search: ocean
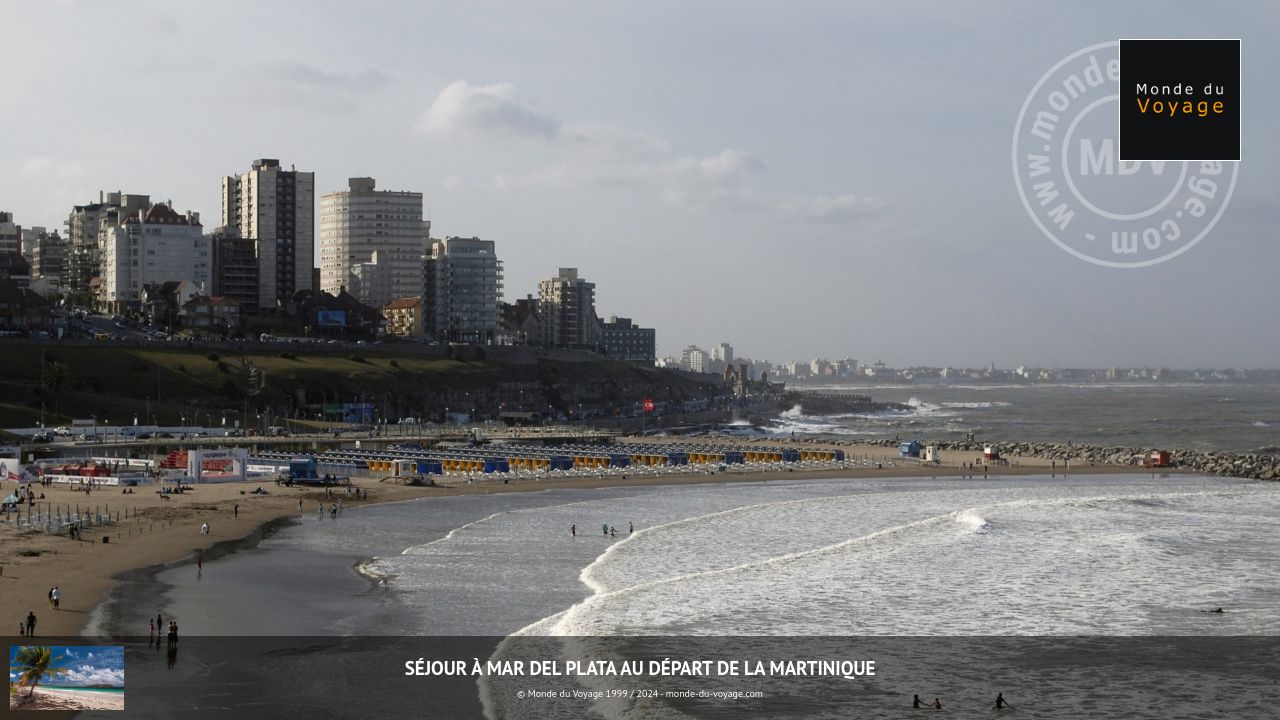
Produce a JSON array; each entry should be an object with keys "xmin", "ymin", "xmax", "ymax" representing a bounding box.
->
[
  {"xmin": 756, "ymin": 383, "xmax": 1280, "ymax": 452},
  {"xmin": 102, "ymin": 473, "xmax": 1280, "ymax": 638}
]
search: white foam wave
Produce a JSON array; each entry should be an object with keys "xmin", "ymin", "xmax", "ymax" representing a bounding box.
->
[{"xmin": 953, "ymin": 508, "xmax": 994, "ymax": 532}]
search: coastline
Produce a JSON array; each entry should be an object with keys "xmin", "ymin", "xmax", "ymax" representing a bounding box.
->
[
  {"xmin": 1, "ymin": 437, "xmax": 1188, "ymax": 639},
  {"xmin": 7, "ymin": 685, "xmax": 125, "ymax": 711}
]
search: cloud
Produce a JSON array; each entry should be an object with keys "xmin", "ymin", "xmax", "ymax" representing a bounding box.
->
[
  {"xmin": 227, "ymin": 60, "xmax": 393, "ymax": 116},
  {"xmin": 61, "ymin": 664, "xmax": 124, "ymax": 688},
  {"xmin": 273, "ymin": 61, "xmax": 392, "ymax": 93},
  {"xmin": 416, "ymin": 80, "xmax": 560, "ymax": 139},
  {"xmin": 419, "ymin": 80, "xmax": 889, "ymax": 228},
  {"xmin": 22, "ymin": 157, "xmax": 85, "ymax": 180}
]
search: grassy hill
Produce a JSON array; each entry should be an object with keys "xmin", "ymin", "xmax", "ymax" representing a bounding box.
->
[{"xmin": 1, "ymin": 342, "xmax": 718, "ymax": 429}]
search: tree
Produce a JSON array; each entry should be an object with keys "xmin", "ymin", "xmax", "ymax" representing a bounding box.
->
[
  {"xmin": 11, "ymin": 645, "xmax": 68, "ymax": 700},
  {"xmin": 40, "ymin": 360, "xmax": 71, "ymax": 421}
]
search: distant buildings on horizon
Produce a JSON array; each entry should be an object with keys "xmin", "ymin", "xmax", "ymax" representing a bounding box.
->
[{"xmin": 0, "ymin": 159, "xmax": 656, "ymax": 361}]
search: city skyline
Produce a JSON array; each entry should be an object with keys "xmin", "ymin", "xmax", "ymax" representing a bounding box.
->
[{"xmin": 3, "ymin": 1, "xmax": 1278, "ymax": 366}]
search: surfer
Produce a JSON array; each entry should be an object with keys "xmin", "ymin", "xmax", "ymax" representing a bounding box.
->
[{"xmin": 1201, "ymin": 607, "xmax": 1224, "ymax": 613}]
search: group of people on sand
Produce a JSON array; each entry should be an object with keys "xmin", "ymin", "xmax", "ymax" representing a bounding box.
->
[
  {"xmin": 914, "ymin": 692, "xmax": 1011, "ymax": 711},
  {"xmin": 150, "ymin": 614, "xmax": 179, "ymax": 644}
]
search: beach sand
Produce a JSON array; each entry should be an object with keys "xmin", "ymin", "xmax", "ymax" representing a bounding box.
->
[
  {"xmin": 0, "ymin": 437, "xmax": 1168, "ymax": 638},
  {"xmin": 8, "ymin": 686, "xmax": 125, "ymax": 711}
]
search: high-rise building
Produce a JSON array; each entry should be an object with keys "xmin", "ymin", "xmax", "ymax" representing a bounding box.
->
[
  {"xmin": 0, "ymin": 212, "xmax": 21, "ymax": 254},
  {"xmin": 210, "ymin": 226, "xmax": 260, "ymax": 311},
  {"xmin": 25, "ymin": 227, "xmax": 66, "ymax": 284},
  {"xmin": 600, "ymin": 316, "xmax": 656, "ymax": 362},
  {"xmin": 423, "ymin": 236, "xmax": 503, "ymax": 343},
  {"xmin": 711, "ymin": 342, "xmax": 734, "ymax": 364},
  {"xmin": 221, "ymin": 159, "xmax": 314, "ymax": 312},
  {"xmin": 319, "ymin": 177, "xmax": 426, "ymax": 309},
  {"xmin": 537, "ymin": 268, "xmax": 598, "ymax": 350},
  {"xmin": 99, "ymin": 203, "xmax": 211, "ymax": 313},
  {"xmin": 66, "ymin": 192, "xmax": 152, "ymax": 297}
]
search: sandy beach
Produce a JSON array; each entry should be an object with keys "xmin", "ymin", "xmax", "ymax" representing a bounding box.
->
[
  {"xmin": 0, "ymin": 437, "xmax": 1168, "ymax": 638},
  {"xmin": 8, "ymin": 686, "xmax": 125, "ymax": 711}
]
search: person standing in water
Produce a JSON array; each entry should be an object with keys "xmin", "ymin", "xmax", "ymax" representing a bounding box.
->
[
  {"xmin": 629, "ymin": 521, "xmax": 634, "ymax": 534},
  {"xmin": 995, "ymin": 692, "xmax": 1010, "ymax": 709},
  {"xmin": 571, "ymin": 524, "xmax": 576, "ymax": 538},
  {"xmin": 929, "ymin": 698, "xmax": 942, "ymax": 709},
  {"xmin": 913, "ymin": 694, "xmax": 924, "ymax": 708}
]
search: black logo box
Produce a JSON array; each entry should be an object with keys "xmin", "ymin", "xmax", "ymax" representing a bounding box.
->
[{"xmin": 1119, "ymin": 38, "xmax": 1241, "ymax": 161}]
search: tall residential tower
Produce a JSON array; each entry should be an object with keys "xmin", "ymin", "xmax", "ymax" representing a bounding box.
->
[
  {"xmin": 221, "ymin": 159, "xmax": 314, "ymax": 312},
  {"xmin": 319, "ymin": 177, "xmax": 427, "ymax": 309}
]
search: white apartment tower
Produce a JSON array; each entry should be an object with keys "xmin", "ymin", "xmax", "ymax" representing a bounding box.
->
[
  {"xmin": 221, "ymin": 159, "xmax": 314, "ymax": 312},
  {"xmin": 319, "ymin": 177, "xmax": 427, "ymax": 309},
  {"xmin": 423, "ymin": 236, "xmax": 503, "ymax": 343},
  {"xmin": 66, "ymin": 192, "xmax": 152, "ymax": 295}
]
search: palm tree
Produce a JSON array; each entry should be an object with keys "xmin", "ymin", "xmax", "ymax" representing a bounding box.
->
[{"xmin": 11, "ymin": 646, "xmax": 68, "ymax": 700}]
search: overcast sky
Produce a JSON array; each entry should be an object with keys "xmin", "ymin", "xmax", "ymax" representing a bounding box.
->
[{"xmin": 3, "ymin": 1, "xmax": 1277, "ymax": 367}]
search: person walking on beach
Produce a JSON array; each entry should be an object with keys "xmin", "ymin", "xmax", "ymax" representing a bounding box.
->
[
  {"xmin": 234, "ymin": 504, "xmax": 239, "ymax": 518},
  {"xmin": 200, "ymin": 522, "xmax": 209, "ymax": 535},
  {"xmin": 298, "ymin": 499, "xmax": 303, "ymax": 514},
  {"xmin": 994, "ymin": 692, "xmax": 1011, "ymax": 710},
  {"xmin": 47, "ymin": 587, "xmax": 54, "ymax": 609},
  {"xmin": 25, "ymin": 611, "xmax": 35, "ymax": 636},
  {"xmin": 51, "ymin": 586, "xmax": 60, "ymax": 610}
]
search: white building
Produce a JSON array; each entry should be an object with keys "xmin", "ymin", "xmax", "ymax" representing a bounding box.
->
[
  {"xmin": 424, "ymin": 236, "xmax": 503, "ymax": 343},
  {"xmin": 221, "ymin": 159, "xmax": 314, "ymax": 312},
  {"xmin": 320, "ymin": 177, "xmax": 426, "ymax": 309},
  {"xmin": 99, "ymin": 204, "xmax": 211, "ymax": 313},
  {"xmin": 67, "ymin": 192, "xmax": 152, "ymax": 296}
]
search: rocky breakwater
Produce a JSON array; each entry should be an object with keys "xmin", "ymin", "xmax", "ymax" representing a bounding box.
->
[
  {"xmin": 781, "ymin": 391, "xmax": 907, "ymax": 416},
  {"xmin": 865, "ymin": 439, "xmax": 1280, "ymax": 481}
]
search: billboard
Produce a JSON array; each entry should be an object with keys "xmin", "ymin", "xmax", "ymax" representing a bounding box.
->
[
  {"xmin": 0, "ymin": 446, "xmax": 21, "ymax": 482},
  {"xmin": 316, "ymin": 310, "xmax": 347, "ymax": 328}
]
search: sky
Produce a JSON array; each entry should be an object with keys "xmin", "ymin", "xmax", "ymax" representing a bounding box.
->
[
  {"xmin": 2, "ymin": 1, "xmax": 1277, "ymax": 368},
  {"xmin": 9, "ymin": 645, "xmax": 125, "ymax": 688}
]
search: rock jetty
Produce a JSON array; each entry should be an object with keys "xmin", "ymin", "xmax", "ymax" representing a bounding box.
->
[{"xmin": 865, "ymin": 439, "xmax": 1280, "ymax": 481}]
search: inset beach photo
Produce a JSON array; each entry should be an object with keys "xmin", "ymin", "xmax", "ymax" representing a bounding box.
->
[{"xmin": 8, "ymin": 645, "xmax": 124, "ymax": 711}]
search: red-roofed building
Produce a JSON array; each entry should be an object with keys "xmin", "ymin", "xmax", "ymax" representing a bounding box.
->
[
  {"xmin": 382, "ymin": 295, "xmax": 424, "ymax": 337},
  {"xmin": 99, "ymin": 202, "xmax": 212, "ymax": 313}
]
